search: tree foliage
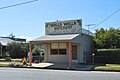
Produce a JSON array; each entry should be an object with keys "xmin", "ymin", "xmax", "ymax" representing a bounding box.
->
[
  {"xmin": 32, "ymin": 45, "xmax": 44, "ymax": 55},
  {"xmin": 32, "ymin": 45, "xmax": 41, "ymax": 54},
  {"xmin": 94, "ymin": 28, "xmax": 120, "ymax": 49},
  {"xmin": 5, "ymin": 42, "xmax": 29, "ymax": 58}
]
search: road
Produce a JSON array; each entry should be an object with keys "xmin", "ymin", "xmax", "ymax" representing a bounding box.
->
[{"xmin": 0, "ymin": 67, "xmax": 120, "ymax": 80}]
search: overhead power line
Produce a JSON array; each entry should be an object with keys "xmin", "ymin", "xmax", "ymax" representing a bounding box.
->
[
  {"xmin": 0, "ymin": 0, "xmax": 39, "ymax": 10},
  {"xmin": 90, "ymin": 8, "xmax": 120, "ymax": 30}
]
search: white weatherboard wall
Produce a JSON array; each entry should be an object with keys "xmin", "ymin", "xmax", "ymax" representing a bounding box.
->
[
  {"xmin": 43, "ymin": 35, "xmax": 93, "ymax": 64},
  {"xmin": 82, "ymin": 34, "xmax": 93, "ymax": 63},
  {"xmin": 44, "ymin": 43, "xmax": 69, "ymax": 64}
]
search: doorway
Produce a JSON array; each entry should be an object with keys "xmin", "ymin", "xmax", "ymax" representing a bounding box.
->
[{"xmin": 72, "ymin": 45, "xmax": 78, "ymax": 62}]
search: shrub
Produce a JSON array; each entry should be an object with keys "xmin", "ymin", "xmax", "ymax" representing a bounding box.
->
[
  {"xmin": 94, "ymin": 49, "xmax": 120, "ymax": 63},
  {"xmin": 96, "ymin": 49, "xmax": 120, "ymax": 56},
  {"xmin": 5, "ymin": 42, "xmax": 29, "ymax": 58}
]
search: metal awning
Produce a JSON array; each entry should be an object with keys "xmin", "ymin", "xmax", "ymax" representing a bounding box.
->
[{"xmin": 30, "ymin": 34, "xmax": 80, "ymax": 43}]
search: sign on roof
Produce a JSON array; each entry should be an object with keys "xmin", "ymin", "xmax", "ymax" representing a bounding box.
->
[{"xmin": 45, "ymin": 19, "xmax": 82, "ymax": 35}]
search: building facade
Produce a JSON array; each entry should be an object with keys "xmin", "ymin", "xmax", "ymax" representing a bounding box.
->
[{"xmin": 30, "ymin": 19, "xmax": 93, "ymax": 67}]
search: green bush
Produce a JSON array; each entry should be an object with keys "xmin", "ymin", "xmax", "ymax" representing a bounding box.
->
[
  {"xmin": 5, "ymin": 42, "xmax": 29, "ymax": 58},
  {"xmin": 96, "ymin": 49, "xmax": 120, "ymax": 56},
  {"xmin": 94, "ymin": 49, "xmax": 120, "ymax": 63}
]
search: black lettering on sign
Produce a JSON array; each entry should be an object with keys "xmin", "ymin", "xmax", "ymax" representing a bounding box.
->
[
  {"xmin": 54, "ymin": 26, "xmax": 72, "ymax": 31},
  {"xmin": 63, "ymin": 21, "xmax": 76, "ymax": 26}
]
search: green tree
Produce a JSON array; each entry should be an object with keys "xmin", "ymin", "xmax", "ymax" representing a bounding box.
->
[
  {"xmin": 6, "ymin": 42, "xmax": 21, "ymax": 58},
  {"xmin": 5, "ymin": 42, "xmax": 29, "ymax": 58},
  {"xmin": 20, "ymin": 43, "xmax": 29, "ymax": 57},
  {"xmin": 104, "ymin": 28, "xmax": 120, "ymax": 48},
  {"xmin": 94, "ymin": 28, "xmax": 120, "ymax": 49},
  {"xmin": 94, "ymin": 28, "xmax": 106, "ymax": 48},
  {"xmin": 32, "ymin": 45, "xmax": 41, "ymax": 55}
]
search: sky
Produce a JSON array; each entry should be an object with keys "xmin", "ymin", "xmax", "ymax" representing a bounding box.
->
[{"xmin": 0, "ymin": 0, "xmax": 120, "ymax": 41}]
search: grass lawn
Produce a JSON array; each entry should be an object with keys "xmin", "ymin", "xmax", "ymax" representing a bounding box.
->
[
  {"xmin": 94, "ymin": 64, "xmax": 120, "ymax": 71},
  {"xmin": 0, "ymin": 58, "xmax": 21, "ymax": 61},
  {"xmin": 0, "ymin": 62, "xmax": 10, "ymax": 67},
  {"xmin": 0, "ymin": 58, "xmax": 21, "ymax": 67}
]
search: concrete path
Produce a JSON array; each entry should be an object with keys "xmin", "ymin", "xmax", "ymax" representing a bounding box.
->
[
  {"xmin": 31, "ymin": 62, "xmax": 93, "ymax": 70},
  {"xmin": 32, "ymin": 63, "xmax": 54, "ymax": 68}
]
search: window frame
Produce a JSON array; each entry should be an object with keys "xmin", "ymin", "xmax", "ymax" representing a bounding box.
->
[
  {"xmin": 51, "ymin": 49, "xmax": 59, "ymax": 55},
  {"xmin": 50, "ymin": 43, "xmax": 67, "ymax": 55},
  {"xmin": 59, "ymin": 49, "xmax": 67, "ymax": 55}
]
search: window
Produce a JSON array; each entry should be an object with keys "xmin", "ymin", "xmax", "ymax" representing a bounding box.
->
[
  {"xmin": 59, "ymin": 43, "xmax": 66, "ymax": 48},
  {"xmin": 51, "ymin": 43, "xmax": 67, "ymax": 55},
  {"xmin": 51, "ymin": 43, "xmax": 58, "ymax": 55},
  {"xmin": 59, "ymin": 49, "xmax": 66, "ymax": 55},
  {"xmin": 51, "ymin": 43, "xmax": 58, "ymax": 49},
  {"xmin": 51, "ymin": 49, "xmax": 58, "ymax": 55}
]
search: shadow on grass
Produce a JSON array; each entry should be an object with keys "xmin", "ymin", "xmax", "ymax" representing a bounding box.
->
[{"xmin": 79, "ymin": 63, "xmax": 106, "ymax": 70}]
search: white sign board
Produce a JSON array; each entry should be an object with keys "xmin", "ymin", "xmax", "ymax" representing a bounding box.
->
[{"xmin": 45, "ymin": 19, "xmax": 82, "ymax": 35}]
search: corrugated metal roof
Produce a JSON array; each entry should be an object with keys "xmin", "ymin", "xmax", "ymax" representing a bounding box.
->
[
  {"xmin": 31, "ymin": 34, "xmax": 80, "ymax": 42},
  {"xmin": 0, "ymin": 37, "xmax": 16, "ymax": 46},
  {"xmin": 82, "ymin": 28, "xmax": 94, "ymax": 36},
  {"xmin": 30, "ymin": 28, "xmax": 94, "ymax": 42}
]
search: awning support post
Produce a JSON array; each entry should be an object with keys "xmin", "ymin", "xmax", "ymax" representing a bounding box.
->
[
  {"xmin": 68, "ymin": 42, "xmax": 72, "ymax": 69},
  {"xmin": 29, "ymin": 42, "xmax": 32, "ymax": 66}
]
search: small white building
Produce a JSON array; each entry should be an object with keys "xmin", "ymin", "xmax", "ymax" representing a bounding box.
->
[{"xmin": 30, "ymin": 19, "xmax": 93, "ymax": 67}]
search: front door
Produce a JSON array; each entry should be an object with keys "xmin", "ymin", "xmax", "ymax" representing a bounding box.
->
[{"xmin": 72, "ymin": 45, "xmax": 78, "ymax": 62}]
